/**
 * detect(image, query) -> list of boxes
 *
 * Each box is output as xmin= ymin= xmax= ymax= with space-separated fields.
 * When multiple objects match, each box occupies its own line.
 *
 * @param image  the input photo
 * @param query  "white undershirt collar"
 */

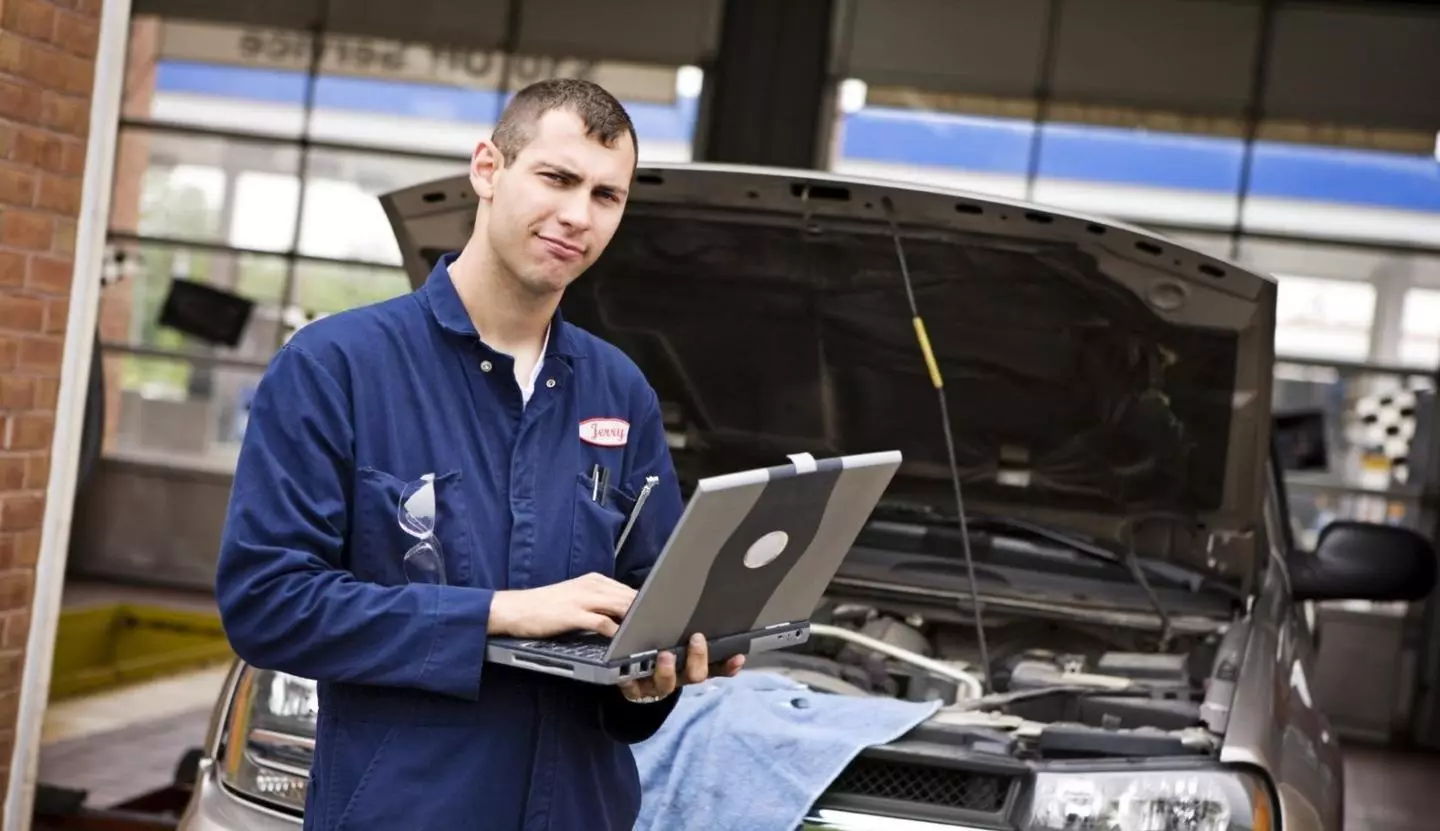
xmin=516 ymin=325 xmax=550 ymax=406
xmin=447 ymin=264 xmax=550 ymax=406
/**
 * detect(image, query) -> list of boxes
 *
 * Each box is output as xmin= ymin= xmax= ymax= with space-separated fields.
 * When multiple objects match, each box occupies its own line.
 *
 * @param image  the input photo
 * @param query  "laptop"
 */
xmin=485 ymin=449 xmax=903 ymax=685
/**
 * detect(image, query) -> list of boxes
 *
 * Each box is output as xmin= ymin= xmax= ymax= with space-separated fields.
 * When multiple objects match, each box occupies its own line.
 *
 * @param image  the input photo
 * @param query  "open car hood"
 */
xmin=379 ymin=163 xmax=1277 ymax=579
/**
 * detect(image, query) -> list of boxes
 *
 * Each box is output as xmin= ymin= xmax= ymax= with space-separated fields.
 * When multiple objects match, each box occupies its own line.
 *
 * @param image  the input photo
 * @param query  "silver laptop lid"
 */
xmin=606 ymin=450 xmax=902 ymax=659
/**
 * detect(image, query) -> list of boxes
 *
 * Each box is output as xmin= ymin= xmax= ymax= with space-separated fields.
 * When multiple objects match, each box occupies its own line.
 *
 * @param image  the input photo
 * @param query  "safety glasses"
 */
xmin=398 ymin=474 xmax=446 ymax=585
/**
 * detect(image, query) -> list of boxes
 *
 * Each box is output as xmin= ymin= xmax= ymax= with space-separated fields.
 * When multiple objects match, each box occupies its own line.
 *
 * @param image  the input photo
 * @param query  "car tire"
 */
xmin=174 ymin=746 xmax=203 ymax=787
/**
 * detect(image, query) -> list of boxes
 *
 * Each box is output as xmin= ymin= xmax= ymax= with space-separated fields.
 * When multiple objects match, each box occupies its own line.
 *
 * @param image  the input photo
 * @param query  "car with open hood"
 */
xmin=177 ymin=162 xmax=1437 ymax=831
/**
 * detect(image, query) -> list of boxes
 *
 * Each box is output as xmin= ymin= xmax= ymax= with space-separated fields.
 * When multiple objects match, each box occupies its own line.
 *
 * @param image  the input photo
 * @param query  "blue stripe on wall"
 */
xmin=843 ymin=106 xmax=1440 ymax=212
xmin=838 ymin=109 xmax=1038 ymax=174
xmin=1034 ymin=121 xmax=1247 ymax=193
xmin=153 ymin=60 xmax=1440 ymax=214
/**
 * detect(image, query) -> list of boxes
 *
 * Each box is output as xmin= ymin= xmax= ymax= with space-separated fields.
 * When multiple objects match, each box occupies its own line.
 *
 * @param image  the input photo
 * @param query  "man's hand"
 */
xmin=487 ymin=573 xmax=636 ymax=638
xmin=619 ymin=632 xmax=745 ymax=703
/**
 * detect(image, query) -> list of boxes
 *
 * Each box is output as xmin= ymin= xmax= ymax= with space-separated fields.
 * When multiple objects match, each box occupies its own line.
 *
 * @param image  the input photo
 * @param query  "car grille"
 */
xmin=825 ymin=756 xmax=1013 ymax=813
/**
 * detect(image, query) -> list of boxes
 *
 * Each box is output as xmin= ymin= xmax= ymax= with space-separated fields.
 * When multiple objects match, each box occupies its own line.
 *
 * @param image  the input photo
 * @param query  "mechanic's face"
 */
xmin=471 ymin=109 xmax=635 ymax=298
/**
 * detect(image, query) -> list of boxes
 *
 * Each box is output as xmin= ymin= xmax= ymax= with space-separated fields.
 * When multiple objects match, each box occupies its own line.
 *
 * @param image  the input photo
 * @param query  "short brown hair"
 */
xmin=491 ymin=78 xmax=638 ymax=167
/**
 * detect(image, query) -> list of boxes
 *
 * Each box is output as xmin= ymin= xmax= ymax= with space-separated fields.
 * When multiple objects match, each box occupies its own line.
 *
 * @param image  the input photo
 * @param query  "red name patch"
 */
xmin=579 ymin=418 xmax=630 ymax=447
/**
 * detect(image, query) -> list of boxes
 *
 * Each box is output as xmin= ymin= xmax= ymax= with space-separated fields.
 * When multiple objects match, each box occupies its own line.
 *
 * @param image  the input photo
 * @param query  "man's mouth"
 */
xmin=537 ymin=235 xmax=584 ymax=262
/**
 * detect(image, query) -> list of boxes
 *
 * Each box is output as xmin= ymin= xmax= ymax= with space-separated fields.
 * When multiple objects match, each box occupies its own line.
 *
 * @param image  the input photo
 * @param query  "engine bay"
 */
xmin=745 ymin=601 xmax=1241 ymax=760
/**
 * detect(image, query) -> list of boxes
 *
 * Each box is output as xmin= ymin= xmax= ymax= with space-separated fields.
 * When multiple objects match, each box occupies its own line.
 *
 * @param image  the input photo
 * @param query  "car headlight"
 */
xmin=217 ymin=666 xmax=318 ymax=814
xmin=1025 ymin=769 xmax=1274 ymax=831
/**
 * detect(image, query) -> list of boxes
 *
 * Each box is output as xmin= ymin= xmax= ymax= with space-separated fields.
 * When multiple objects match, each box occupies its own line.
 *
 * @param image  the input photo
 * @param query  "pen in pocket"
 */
xmin=590 ymin=464 xmax=611 ymax=505
xmin=614 ymin=475 xmax=659 ymax=557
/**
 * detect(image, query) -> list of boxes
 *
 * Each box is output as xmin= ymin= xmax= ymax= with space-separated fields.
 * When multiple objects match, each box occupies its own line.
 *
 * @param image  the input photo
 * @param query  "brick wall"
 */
xmin=0 ymin=0 xmax=103 ymax=805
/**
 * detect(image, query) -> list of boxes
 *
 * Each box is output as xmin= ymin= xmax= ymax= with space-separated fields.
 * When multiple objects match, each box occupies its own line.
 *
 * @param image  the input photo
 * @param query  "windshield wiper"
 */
xmin=872 ymin=503 xmax=1216 ymax=581
xmin=867 ymin=505 xmax=1241 ymax=641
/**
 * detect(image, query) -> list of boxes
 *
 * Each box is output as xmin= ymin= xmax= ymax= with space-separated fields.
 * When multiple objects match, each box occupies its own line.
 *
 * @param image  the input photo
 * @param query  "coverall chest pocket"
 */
xmin=352 ymin=467 xmax=472 ymax=587
xmin=569 ymin=471 xmax=635 ymax=580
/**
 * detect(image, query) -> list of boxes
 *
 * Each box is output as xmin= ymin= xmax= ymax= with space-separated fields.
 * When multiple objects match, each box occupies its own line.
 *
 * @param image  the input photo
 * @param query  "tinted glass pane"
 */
xmin=114 ymin=242 xmax=288 ymax=360
xmin=291 ymin=261 xmax=410 ymax=319
xmin=1272 ymin=275 xmax=1376 ymax=362
xmin=1399 ymin=288 xmax=1440 ymax=370
xmin=110 ymin=352 xmax=265 ymax=467
xmin=296 ymin=148 xmax=464 ymax=265
xmin=116 ymin=126 xmax=301 ymax=252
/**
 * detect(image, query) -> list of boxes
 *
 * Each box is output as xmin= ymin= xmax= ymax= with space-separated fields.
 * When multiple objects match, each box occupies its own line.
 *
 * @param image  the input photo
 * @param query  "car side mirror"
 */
xmin=1289 ymin=521 xmax=1438 ymax=603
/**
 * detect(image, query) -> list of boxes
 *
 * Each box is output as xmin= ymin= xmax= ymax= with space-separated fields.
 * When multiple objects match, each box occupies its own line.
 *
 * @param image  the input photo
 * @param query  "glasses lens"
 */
xmin=403 ymin=540 xmax=446 ymax=585
xmin=399 ymin=476 xmax=436 ymax=538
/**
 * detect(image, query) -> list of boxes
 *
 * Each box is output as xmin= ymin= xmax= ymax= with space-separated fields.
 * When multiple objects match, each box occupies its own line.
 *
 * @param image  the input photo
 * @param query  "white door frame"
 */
xmin=4 ymin=0 xmax=134 ymax=825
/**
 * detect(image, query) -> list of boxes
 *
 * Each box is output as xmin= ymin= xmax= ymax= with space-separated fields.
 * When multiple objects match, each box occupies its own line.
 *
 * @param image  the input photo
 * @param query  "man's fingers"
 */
xmin=582 ymin=613 xmax=619 ymax=638
xmin=684 ymin=633 xmax=709 ymax=684
xmin=583 ymin=572 xmax=635 ymax=596
xmin=578 ymin=579 xmax=636 ymax=617
xmin=586 ymin=594 xmax=633 ymax=619
xmin=651 ymin=651 xmax=677 ymax=698
xmin=724 ymin=655 xmax=746 ymax=677
xmin=573 ymin=595 xmax=632 ymax=621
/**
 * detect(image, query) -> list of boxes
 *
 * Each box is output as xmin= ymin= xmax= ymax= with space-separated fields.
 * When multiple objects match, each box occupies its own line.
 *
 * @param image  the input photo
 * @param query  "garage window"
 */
xmin=1272 ymin=274 xmax=1377 ymax=362
xmin=1399 ymin=288 xmax=1440 ymax=370
xmin=101 ymin=13 xmax=704 ymax=466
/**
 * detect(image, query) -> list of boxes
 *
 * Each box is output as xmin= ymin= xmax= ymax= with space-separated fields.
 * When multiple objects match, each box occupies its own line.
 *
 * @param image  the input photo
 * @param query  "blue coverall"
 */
xmin=215 ymin=252 xmax=685 ymax=830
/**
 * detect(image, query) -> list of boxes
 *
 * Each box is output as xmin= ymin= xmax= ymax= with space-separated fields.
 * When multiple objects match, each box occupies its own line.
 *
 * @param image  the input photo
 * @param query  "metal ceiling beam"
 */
xmin=693 ymin=0 xmax=836 ymax=169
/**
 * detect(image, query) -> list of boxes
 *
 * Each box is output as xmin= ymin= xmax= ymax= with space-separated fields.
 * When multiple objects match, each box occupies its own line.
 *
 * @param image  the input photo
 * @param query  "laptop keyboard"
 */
xmin=516 ymin=632 xmax=611 ymax=661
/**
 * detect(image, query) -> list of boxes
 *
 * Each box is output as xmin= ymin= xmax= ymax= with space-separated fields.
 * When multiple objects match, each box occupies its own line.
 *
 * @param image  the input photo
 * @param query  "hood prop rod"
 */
xmin=1119 ymin=512 xmax=1183 ymax=651
xmin=880 ymin=196 xmax=993 ymax=695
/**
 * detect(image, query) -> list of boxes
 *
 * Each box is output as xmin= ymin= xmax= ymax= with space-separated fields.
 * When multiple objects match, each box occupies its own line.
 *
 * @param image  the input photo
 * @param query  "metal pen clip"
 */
xmin=591 ymin=464 xmax=611 ymax=505
xmin=614 ymin=474 xmax=659 ymax=557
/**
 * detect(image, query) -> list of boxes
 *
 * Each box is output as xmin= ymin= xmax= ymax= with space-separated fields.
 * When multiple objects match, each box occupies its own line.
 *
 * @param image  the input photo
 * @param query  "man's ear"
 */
xmin=470 ymin=139 xmax=504 ymax=201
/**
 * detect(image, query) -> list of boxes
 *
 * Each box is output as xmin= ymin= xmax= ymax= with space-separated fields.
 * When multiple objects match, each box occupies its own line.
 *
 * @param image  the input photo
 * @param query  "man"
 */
xmin=214 ymin=79 xmax=743 ymax=831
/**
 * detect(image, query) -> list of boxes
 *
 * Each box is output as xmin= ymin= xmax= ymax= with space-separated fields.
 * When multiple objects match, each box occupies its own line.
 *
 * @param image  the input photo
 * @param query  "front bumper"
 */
xmin=177 ymin=755 xmax=984 ymax=831
xmin=178 ymin=761 xmax=300 ymax=831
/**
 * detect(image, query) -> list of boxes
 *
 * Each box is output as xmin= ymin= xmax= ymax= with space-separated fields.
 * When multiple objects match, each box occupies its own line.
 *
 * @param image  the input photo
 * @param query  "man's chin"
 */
xmin=516 ymin=270 xmax=577 ymax=299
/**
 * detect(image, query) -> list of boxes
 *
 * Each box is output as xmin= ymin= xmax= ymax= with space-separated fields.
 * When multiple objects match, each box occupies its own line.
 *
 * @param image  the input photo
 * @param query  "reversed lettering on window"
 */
xmin=161 ymin=21 xmax=599 ymax=91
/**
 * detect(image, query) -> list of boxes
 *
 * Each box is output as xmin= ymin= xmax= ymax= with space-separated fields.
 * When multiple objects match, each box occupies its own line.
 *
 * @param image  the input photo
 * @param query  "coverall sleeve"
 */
xmin=599 ymin=387 xmax=683 ymax=741
xmin=215 ymin=343 xmax=493 ymax=701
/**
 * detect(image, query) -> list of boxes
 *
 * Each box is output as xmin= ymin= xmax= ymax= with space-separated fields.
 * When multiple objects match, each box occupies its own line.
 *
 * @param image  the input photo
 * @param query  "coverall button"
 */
xmin=480 ymin=360 xmax=493 ymax=372
xmin=545 ymin=378 xmax=556 ymax=388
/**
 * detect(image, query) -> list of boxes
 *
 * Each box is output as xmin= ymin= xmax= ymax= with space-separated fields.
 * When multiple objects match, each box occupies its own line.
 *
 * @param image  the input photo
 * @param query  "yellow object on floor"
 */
xmin=41 ymin=664 xmax=231 ymax=745
xmin=50 ymin=603 xmax=235 ymax=702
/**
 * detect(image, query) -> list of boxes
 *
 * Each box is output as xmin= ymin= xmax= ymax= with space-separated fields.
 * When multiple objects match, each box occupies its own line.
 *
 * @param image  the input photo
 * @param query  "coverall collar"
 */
xmin=419 ymin=250 xmax=580 ymax=358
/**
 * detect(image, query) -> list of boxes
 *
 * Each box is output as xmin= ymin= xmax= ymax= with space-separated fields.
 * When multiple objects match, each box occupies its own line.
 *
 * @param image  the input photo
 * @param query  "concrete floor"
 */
xmin=39 ymin=667 xmax=228 ymax=808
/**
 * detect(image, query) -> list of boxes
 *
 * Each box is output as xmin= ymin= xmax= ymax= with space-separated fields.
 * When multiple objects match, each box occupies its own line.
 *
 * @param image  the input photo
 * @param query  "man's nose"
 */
xmin=556 ymin=191 xmax=592 ymax=231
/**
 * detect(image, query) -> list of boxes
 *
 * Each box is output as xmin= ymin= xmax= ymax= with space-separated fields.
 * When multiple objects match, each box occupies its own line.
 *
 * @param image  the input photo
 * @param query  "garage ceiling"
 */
xmin=840 ymin=0 xmax=1440 ymax=133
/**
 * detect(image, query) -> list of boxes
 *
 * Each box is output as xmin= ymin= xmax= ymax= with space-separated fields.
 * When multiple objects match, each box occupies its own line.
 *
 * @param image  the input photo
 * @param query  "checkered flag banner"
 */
xmin=1350 ymin=383 xmax=1434 ymax=484
xmin=1354 ymin=390 xmax=1418 ymax=461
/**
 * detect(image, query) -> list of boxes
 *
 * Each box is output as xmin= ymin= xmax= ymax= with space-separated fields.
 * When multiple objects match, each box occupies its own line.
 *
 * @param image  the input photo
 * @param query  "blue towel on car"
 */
xmin=631 ymin=671 xmax=943 ymax=831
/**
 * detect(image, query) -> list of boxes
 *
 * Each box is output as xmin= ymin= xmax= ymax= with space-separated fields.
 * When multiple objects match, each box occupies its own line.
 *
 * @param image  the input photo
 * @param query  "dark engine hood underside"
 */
xmin=381 ymin=163 xmax=1277 ymax=575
